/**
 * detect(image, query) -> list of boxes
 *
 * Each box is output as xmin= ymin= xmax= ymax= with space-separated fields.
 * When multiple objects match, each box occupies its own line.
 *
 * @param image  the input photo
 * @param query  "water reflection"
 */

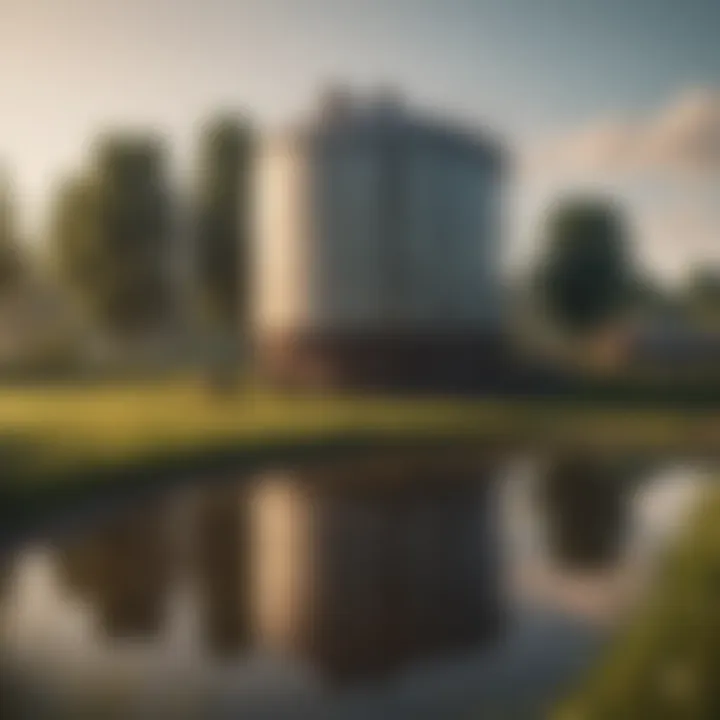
xmin=0 ymin=555 xmax=11 ymax=608
xmin=536 ymin=455 xmax=638 ymax=569
xmin=251 ymin=467 xmax=504 ymax=681
xmin=0 ymin=455 xmax=708 ymax=718
xmin=56 ymin=502 xmax=171 ymax=640
xmin=195 ymin=485 xmax=252 ymax=658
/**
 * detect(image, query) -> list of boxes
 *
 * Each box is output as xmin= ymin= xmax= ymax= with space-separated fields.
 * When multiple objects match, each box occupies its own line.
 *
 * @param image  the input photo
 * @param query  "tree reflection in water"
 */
xmin=194 ymin=483 xmax=252 ymax=659
xmin=29 ymin=459 xmax=506 ymax=683
xmin=538 ymin=455 xmax=637 ymax=570
xmin=56 ymin=502 xmax=171 ymax=640
xmin=0 ymin=554 xmax=12 ymax=609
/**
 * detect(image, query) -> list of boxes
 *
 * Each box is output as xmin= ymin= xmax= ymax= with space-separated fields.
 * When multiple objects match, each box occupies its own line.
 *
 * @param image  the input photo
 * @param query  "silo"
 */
xmin=252 ymin=88 xmax=507 ymax=391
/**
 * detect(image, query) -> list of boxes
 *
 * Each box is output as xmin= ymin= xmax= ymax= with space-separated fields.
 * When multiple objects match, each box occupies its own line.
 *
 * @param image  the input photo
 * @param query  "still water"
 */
xmin=0 ymin=454 xmax=708 ymax=719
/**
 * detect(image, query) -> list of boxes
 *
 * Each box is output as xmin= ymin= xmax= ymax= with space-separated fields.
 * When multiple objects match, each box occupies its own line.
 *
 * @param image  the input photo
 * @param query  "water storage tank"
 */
xmin=252 ymin=89 xmax=506 ymax=390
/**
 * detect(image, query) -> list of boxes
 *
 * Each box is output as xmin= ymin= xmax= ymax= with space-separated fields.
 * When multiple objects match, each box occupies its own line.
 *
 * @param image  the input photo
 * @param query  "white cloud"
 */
xmin=523 ymin=88 xmax=720 ymax=180
xmin=642 ymin=89 xmax=720 ymax=176
xmin=516 ymin=88 xmax=720 ymax=283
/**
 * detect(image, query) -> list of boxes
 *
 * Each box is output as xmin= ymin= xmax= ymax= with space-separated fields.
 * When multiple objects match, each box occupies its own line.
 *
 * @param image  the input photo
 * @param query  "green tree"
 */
xmin=51 ymin=175 xmax=101 ymax=306
xmin=194 ymin=115 xmax=253 ymax=332
xmin=683 ymin=266 xmax=720 ymax=328
xmin=0 ymin=172 xmax=25 ymax=296
xmin=51 ymin=134 xmax=172 ymax=338
xmin=536 ymin=199 xmax=631 ymax=336
xmin=628 ymin=272 xmax=679 ymax=321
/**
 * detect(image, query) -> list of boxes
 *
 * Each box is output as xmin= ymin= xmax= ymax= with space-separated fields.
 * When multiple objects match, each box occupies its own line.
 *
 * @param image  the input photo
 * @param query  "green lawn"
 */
xmin=0 ymin=378 xmax=719 ymax=529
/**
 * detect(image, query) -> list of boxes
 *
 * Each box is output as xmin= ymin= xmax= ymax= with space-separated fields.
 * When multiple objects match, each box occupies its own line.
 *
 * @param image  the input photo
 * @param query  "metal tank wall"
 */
xmin=252 ymin=136 xmax=313 ymax=334
xmin=252 ymin=94 xmax=505 ymax=390
xmin=400 ymin=140 xmax=500 ymax=328
xmin=308 ymin=131 xmax=386 ymax=332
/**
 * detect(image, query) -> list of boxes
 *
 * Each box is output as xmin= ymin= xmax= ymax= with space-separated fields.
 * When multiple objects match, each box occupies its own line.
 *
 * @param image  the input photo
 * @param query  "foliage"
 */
xmin=51 ymin=176 xmax=101 ymax=303
xmin=627 ymin=272 xmax=680 ymax=321
xmin=683 ymin=266 xmax=720 ymax=328
xmin=536 ymin=199 xmax=631 ymax=336
xmin=555 ymin=487 xmax=720 ymax=720
xmin=50 ymin=135 xmax=171 ymax=337
xmin=194 ymin=115 xmax=254 ymax=330
xmin=0 ymin=174 xmax=25 ymax=296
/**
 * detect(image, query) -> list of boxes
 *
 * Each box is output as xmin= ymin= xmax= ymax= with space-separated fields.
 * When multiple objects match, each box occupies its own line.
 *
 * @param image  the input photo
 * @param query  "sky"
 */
xmin=0 ymin=0 xmax=718 ymax=280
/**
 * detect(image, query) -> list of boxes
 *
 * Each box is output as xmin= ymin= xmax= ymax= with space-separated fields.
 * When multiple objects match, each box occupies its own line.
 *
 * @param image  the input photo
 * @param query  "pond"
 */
xmin=0 ymin=453 xmax=709 ymax=719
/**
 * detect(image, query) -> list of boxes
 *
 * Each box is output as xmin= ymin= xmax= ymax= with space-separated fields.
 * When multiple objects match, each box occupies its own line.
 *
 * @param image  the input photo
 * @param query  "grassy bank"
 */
xmin=1 ymin=378 xmax=719 ymax=532
xmin=554 ymin=485 xmax=720 ymax=719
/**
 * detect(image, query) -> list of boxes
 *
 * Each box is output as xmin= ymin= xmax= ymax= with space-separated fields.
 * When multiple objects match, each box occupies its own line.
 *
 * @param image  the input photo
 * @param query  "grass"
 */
xmin=553 ymin=484 xmax=720 ymax=719
xmin=0 ymin=376 xmax=719 ymax=532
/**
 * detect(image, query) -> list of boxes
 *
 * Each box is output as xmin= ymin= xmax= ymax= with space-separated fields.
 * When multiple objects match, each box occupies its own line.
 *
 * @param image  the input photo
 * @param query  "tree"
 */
xmin=536 ymin=198 xmax=631 ymax=336
xmin=51 ymin=175 xmax=101 ymax=309
xmin=0 ymin=172 xmax=25 ymax=297
xmin=683 ymin=266 xmax=720 ymax=328
xmin=95 ymin=134 xmax=172 ymax=335
xmin=50 ymin=134 xmax=172 ymax=339
xmin=194 ymin=115 xmax=253 ymax=332
xmin=555 ymin=487 xmax=720 ymax=719
xmin=627 ymin=271 xmax=680 ymax=321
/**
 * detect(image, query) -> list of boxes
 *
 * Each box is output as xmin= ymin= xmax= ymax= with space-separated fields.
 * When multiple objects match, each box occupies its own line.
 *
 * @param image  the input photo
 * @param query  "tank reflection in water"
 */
xmin=250 ymin=465 xmax=505 ymax=681
xmin=0 ymin=455 xmax=707 ymax=718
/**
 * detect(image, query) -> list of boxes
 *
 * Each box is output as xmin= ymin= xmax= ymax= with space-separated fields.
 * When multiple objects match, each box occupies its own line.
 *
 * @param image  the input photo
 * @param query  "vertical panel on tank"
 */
xmin=402 ymin=137 xmax=435 ymax=327
xmin=253 ymin=135 xmax=313 ymax=335
xmin=376 ymin=120 xmax=407 ymax=327
xmin=252 ymin=88 xmax=506 ymax=388
xmin=309 ymin=130 xmax=385 ymax=333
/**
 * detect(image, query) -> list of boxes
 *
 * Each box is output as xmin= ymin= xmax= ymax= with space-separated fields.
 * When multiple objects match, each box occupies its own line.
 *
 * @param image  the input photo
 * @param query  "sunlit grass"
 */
xmin=0 ymin=378 xmax=718 ymax=514
xmin=554 ymin=485 xmax=720 ymax=719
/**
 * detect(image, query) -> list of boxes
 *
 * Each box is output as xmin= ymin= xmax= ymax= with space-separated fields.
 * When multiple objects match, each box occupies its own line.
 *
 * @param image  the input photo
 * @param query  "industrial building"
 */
xmin=252 ymin=87 xmax=507 ymax=390
xmin=247 ymin=90 xmax=510 ymax=678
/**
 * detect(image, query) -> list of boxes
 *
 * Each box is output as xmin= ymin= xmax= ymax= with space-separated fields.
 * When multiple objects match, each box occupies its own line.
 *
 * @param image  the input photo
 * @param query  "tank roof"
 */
xmin=263 ymin=99 xmax=505 ymax=169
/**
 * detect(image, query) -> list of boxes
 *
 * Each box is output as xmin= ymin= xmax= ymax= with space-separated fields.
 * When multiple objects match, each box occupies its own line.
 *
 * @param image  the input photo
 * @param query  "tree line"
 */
xmin=0 ymin=126 xmax=718 ymax=368
xmin=0 ymin=114 xmax=254 ymax=363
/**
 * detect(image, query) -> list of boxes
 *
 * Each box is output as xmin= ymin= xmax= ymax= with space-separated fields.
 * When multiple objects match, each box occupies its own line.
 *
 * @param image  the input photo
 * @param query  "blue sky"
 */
xmin=2 ymin=0 xmax=716 ymax=131
xmin=0 ymin=0 xmax=718 ymax=276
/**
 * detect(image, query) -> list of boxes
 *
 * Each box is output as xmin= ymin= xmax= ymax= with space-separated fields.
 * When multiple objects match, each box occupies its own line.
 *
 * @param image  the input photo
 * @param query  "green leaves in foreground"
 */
xmin=555 ymin=487 xmax=720 ymax=720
